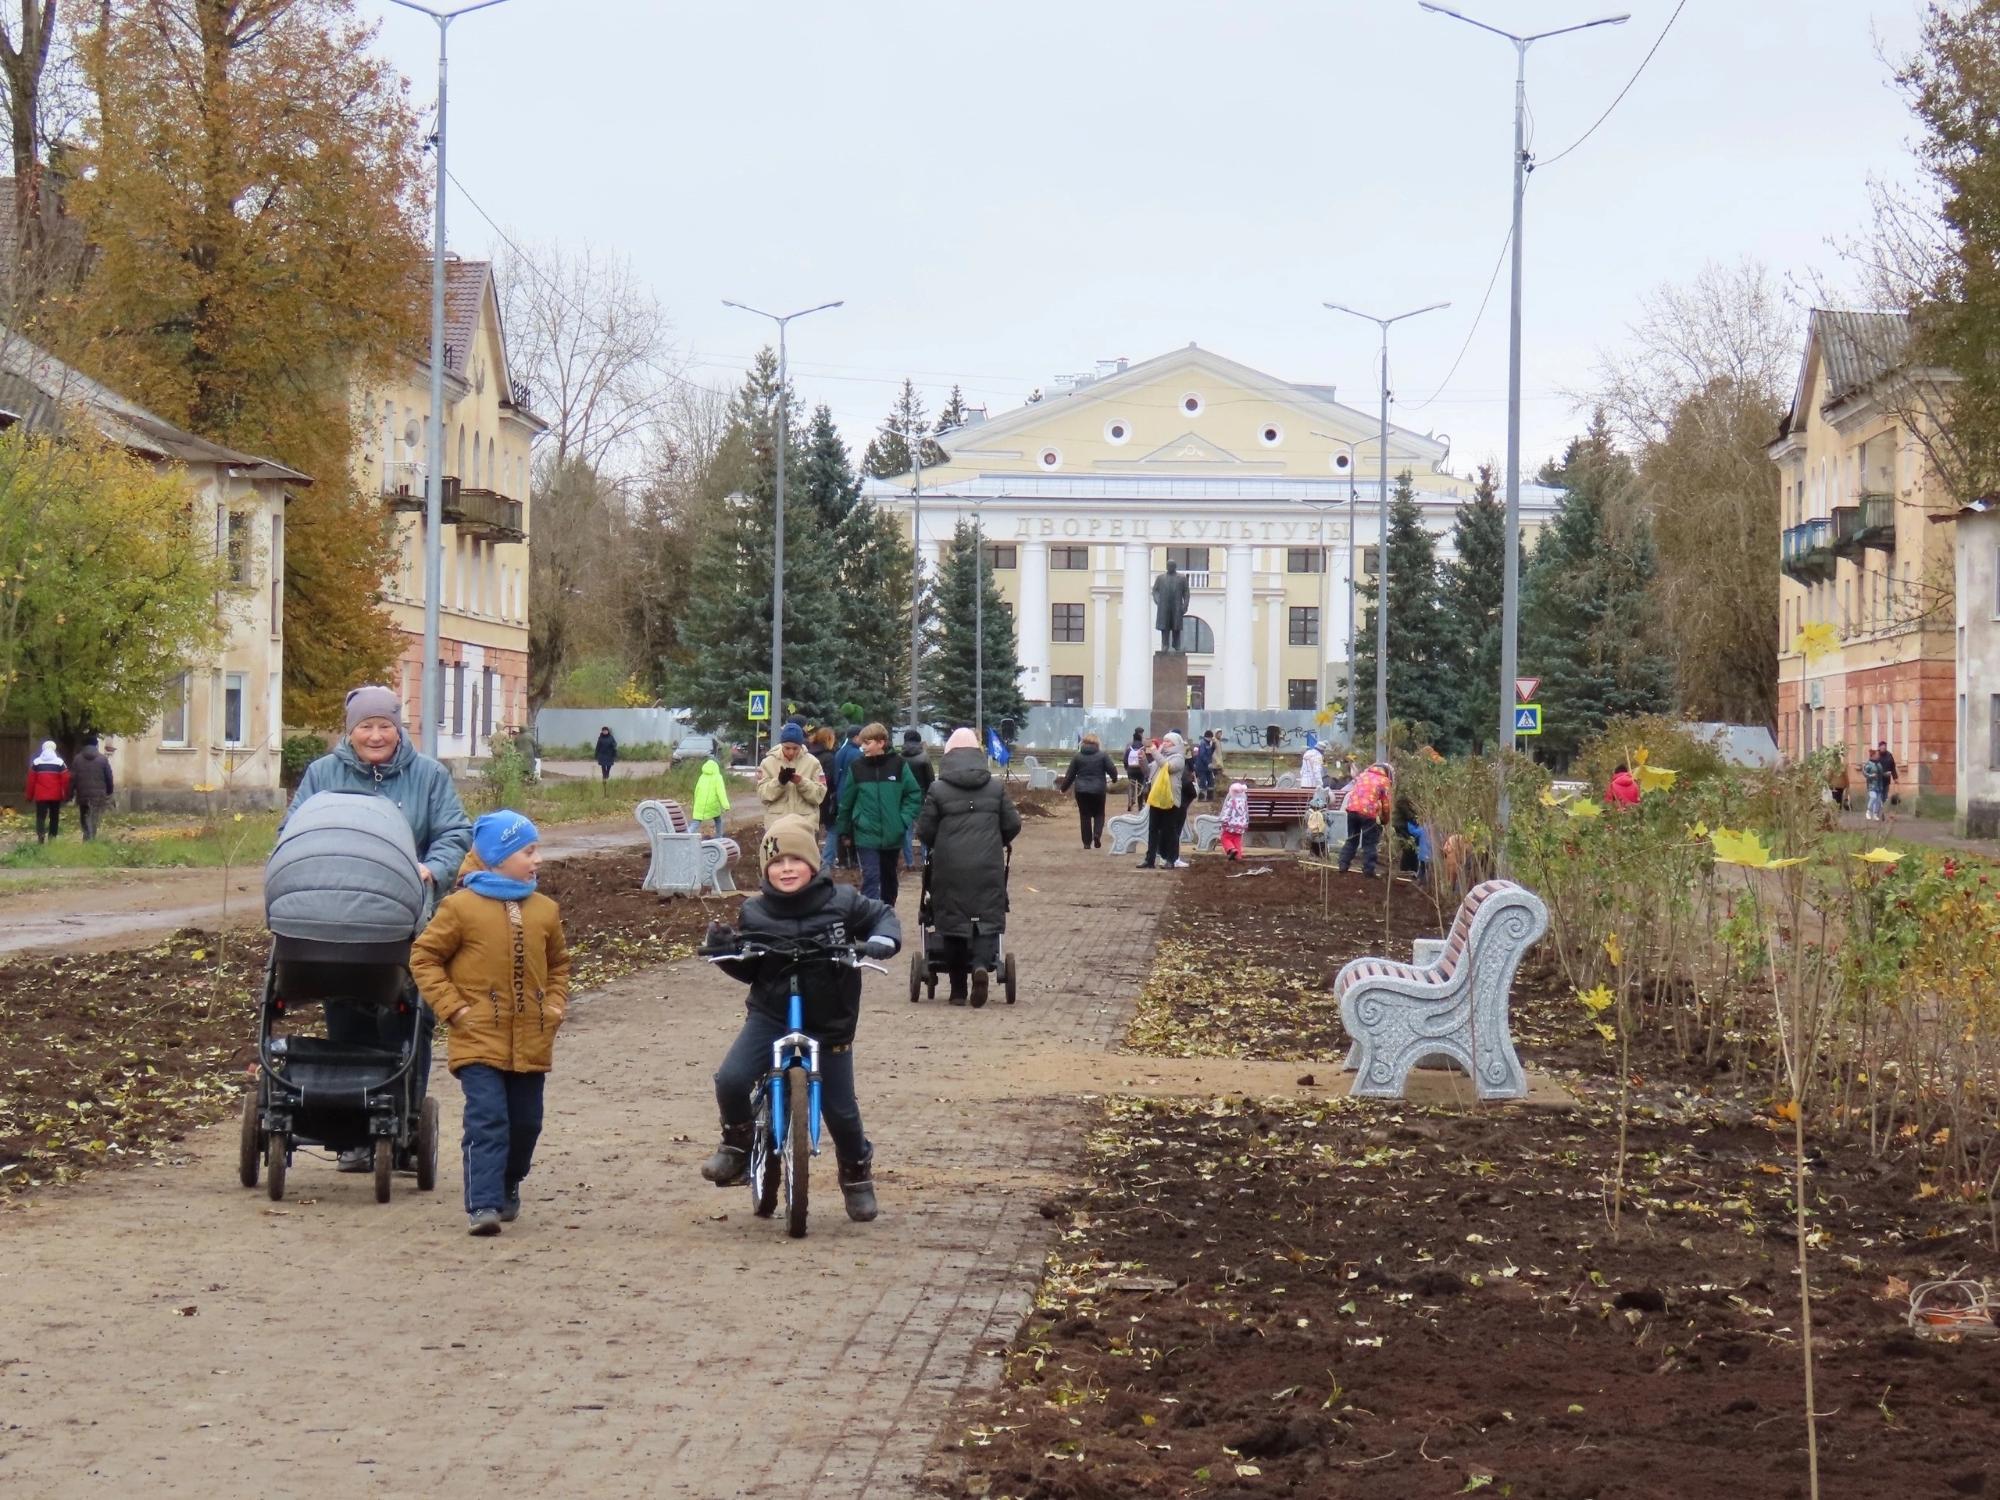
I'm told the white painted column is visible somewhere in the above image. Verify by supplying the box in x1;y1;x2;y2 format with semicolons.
1090;587;1110;709
1265;587;1283;711
1118;541;1151;711
1018;538;1049;701
1223;542;1255;710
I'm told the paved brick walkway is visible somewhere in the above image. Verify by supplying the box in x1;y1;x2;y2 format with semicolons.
0;811;1165;1499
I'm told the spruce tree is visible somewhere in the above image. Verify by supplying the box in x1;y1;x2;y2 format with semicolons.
922;519;1026;736
1352;472;1457;747
668;352;846;729
862;379;949;477
1437;464;1511;754
1519;420;1674;762
935;384;971;435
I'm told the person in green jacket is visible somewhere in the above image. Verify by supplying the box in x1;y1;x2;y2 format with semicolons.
837;721;922;905
690;756;730;837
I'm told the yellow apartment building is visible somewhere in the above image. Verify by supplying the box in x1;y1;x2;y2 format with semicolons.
1771;310;1956;803
351;258;544;760
863;344;1559;736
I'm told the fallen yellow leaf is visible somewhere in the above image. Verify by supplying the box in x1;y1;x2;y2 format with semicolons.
1603;933;1623;968
1850;846;1904;865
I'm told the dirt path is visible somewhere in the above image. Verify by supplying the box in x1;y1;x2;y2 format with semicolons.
0;816;1168;1499
0;809;702;962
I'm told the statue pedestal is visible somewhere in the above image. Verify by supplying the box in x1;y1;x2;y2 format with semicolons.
1151;652;1190;740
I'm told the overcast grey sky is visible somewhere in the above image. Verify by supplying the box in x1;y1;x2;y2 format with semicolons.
372;0;1926;477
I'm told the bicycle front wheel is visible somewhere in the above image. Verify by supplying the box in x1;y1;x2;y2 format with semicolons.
784;1067;811;1239
751;1088;779;1218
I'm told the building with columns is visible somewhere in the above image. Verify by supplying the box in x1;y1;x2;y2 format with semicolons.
864;344;1560;732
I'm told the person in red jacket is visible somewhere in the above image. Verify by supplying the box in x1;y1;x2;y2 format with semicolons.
25;741;72;843
1604;764;1641;808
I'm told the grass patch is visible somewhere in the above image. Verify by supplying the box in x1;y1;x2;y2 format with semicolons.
0;813;282;871
471;766;704;823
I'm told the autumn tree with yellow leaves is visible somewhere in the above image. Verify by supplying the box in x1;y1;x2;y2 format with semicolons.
58;0;428;726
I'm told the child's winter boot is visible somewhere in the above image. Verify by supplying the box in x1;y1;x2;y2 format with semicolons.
839;1152;879;1222
701;1122;754;1185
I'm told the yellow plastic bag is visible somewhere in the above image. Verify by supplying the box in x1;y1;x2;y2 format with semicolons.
1146;763;1175;810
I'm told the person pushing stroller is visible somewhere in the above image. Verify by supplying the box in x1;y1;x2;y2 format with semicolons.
913;727;1020;1006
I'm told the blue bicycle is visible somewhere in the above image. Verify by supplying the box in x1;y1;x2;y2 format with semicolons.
703;937;887;1238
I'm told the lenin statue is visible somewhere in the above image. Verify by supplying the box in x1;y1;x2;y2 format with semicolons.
1153;561;1192;653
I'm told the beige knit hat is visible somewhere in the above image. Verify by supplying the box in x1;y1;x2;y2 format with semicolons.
759;813;822;874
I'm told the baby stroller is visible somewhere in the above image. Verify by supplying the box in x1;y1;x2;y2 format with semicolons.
908;844;1018;1007
237;791;440;1204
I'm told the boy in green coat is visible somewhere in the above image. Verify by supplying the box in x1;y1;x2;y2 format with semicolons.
837;722;922;905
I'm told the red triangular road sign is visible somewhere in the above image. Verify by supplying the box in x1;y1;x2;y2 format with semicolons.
1514;676;1540;702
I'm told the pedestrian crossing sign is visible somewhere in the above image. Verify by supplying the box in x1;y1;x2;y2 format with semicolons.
747;690;770;722
1514;703;1542;736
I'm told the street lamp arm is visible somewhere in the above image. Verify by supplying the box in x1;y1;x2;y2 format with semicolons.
385;0;516;18
1523;14;1629;42
1416;2;1521;42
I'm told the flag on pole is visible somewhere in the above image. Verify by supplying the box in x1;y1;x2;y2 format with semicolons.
986;727;1010;765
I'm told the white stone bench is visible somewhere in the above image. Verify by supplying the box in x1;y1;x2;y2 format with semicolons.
1335;878;1546;1101
636;798;740;896
1023;754;1057;791
1105;810;1149;855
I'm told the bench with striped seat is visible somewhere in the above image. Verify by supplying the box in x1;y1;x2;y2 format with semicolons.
1334;878;1546;1100
1193;786;1343;852
636;798;740;897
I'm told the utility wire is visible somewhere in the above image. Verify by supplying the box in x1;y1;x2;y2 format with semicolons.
1537;0;1687;170
1405;220;1514;412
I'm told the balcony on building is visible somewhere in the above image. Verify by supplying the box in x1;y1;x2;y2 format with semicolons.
1831;503;1862;558
1856;490;1896;552
1782;516;1835;581
380;462;524;543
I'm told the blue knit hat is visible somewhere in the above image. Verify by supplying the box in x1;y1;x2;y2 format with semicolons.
473;809;540;867
779;722;806;746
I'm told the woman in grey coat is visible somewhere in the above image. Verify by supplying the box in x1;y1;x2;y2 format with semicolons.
912;727;1022;1007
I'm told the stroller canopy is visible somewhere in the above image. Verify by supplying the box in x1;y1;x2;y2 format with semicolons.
265;791;427;960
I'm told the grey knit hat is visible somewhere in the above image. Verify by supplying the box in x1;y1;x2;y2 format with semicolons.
344;685;403;735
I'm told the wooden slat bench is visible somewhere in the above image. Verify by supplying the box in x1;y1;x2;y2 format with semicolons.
1192;786;1341;852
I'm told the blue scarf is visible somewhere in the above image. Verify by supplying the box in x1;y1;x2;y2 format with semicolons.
465;870;537;901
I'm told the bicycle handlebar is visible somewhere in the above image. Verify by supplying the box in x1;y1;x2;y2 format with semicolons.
701;937;889;976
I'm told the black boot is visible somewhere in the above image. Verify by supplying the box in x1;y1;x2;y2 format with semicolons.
948;972;968;1006
839;1152;878;1222
701;1121;754;1185
970;968;990;1009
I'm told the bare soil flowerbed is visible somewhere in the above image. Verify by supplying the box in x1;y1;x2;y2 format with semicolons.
934;858;2000;1500
0;848;725;1196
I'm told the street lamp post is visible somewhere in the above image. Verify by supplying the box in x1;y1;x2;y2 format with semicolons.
387;0;518;758
973;492;985;739
720;298;843;729
1419;0;1628;850
1323;300;1450;764
909;413;926;738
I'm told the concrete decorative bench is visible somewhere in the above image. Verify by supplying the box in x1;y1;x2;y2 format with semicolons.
1275;772;1299;789
1335;878;1546;1100
1105;810;1149;855
636;798;740;897
1023;754;1057;791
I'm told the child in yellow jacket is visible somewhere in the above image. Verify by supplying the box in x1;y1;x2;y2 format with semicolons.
411;809;570;1236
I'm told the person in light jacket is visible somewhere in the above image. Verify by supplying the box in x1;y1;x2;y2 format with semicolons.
756;722;827;824
1137;732;1188;870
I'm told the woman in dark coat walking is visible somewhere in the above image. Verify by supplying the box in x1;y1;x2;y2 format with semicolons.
912;727;1022;1007
1057;731;1120;850
593;726;619;781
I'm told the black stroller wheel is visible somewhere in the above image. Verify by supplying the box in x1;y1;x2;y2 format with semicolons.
909;951;927;1003
265;1133;287;1202
238;1086;261;1189
415;1096;440;1192
373;1139;394;1204
1004;952;1018;1005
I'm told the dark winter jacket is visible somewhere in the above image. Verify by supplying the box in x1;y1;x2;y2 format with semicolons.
285;735;472;893
811;746;840;828
832;737;863;802
913;746;1021;937
1059;747;1120;798
900;741;935;796
712;872;901;1048
838;749;922;849
594;731;618;769
70;746;114;804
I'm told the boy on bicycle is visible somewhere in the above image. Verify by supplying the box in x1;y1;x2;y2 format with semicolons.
699;814;900;1222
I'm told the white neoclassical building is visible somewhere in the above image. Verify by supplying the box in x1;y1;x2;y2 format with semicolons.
865;344;1560;735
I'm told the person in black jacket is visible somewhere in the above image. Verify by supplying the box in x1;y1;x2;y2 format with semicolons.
699;815;901;1221
1057;731;1120;850
899;728;933;870
913;727;1021;1006
593;726;618;782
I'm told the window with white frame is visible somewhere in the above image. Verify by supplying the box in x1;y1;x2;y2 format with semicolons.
160;672;190;747
223;672;247;747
